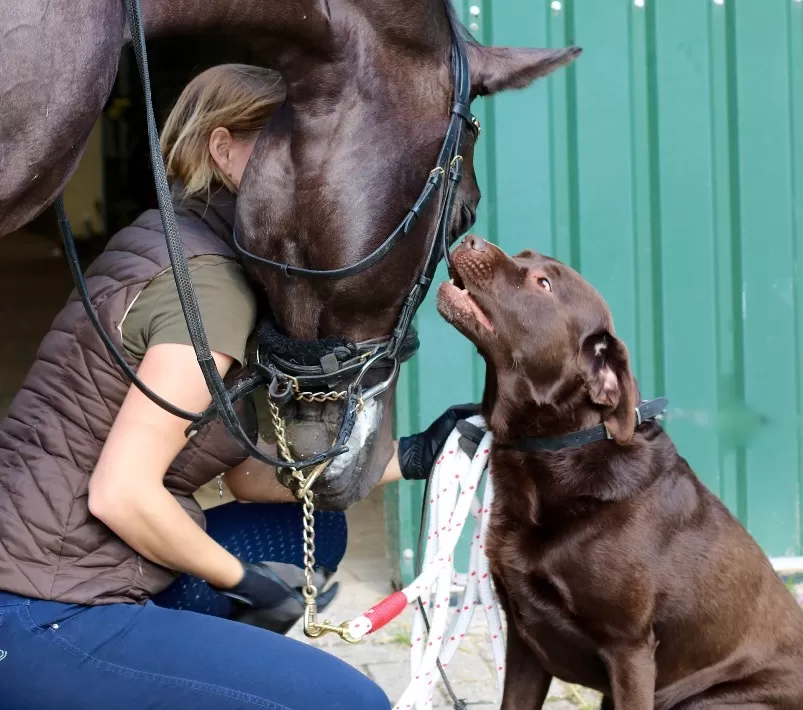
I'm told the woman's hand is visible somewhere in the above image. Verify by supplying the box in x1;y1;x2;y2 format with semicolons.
214;561;338;623
396;404;486;481
87;343;246;589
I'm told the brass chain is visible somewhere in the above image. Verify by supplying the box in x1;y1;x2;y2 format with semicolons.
267;384;360;643
293;390;348;404
289;377;351;404
268;399;318;599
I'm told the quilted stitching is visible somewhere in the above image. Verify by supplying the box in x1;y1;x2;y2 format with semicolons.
0;204;252;604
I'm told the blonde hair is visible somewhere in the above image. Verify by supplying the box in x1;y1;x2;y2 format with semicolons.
160;64;285;199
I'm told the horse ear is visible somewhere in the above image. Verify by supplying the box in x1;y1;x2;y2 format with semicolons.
578;330;638;446
467;45;581;98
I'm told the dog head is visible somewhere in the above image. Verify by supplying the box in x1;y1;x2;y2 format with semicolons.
437;235;638;444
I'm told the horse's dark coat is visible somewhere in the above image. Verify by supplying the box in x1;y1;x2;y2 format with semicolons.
0;0;578;508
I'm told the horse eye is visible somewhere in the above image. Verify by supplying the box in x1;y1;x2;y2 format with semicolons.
537;277;552;293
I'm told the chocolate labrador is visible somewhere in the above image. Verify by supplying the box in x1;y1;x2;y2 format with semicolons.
436;235;803;709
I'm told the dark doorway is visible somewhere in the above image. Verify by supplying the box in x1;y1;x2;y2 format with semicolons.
103;35;260;236
1;36;264;416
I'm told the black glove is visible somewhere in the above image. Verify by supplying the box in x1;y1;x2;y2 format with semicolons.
212;561;338;625
397;403;486;480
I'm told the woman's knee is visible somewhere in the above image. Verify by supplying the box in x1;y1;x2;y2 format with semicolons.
324;661;391;710
202;502;348;571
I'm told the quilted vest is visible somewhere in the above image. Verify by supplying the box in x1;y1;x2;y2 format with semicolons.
0;191;257;604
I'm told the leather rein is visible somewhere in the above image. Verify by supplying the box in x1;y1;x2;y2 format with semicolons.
53;0;479;474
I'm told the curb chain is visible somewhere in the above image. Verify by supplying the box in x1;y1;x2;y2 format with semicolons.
268;382;360;643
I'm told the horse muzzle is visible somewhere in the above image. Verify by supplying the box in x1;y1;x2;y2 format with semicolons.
282;392;393;511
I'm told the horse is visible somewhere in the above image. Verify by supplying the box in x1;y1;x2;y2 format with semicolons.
0;0;580;511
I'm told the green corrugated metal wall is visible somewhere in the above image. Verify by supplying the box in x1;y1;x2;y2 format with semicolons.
385;0;803;587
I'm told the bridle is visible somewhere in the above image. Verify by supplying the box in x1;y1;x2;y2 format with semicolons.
55;0;479;481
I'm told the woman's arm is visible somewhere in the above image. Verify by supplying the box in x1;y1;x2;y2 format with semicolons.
225;403;486;502
87;343;244;589
223;440;296;504
224;441;404;503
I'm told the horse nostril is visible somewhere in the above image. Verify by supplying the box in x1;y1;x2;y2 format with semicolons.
465;235;487;252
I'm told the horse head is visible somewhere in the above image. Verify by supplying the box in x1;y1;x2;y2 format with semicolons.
0;0;577;510
236;0;580;510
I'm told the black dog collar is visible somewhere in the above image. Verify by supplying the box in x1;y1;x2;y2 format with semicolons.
505;397;669;454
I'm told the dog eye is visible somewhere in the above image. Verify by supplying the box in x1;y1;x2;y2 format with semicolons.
536;277;552;292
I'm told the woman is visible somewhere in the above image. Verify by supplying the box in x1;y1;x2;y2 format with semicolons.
0;64;480;709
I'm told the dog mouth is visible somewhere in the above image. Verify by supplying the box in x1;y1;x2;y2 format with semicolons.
437;270;495;333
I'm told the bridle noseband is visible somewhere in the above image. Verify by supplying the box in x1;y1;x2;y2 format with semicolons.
54;0;480;476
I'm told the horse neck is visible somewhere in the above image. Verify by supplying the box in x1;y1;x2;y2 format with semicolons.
142;0;453;73
353;0;454;49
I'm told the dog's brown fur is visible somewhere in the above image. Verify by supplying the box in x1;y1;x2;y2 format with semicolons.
437;235;803;709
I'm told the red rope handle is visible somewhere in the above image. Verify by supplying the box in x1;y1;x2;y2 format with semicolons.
363;591;409;634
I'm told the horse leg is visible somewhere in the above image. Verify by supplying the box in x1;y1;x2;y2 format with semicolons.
0;0;124;236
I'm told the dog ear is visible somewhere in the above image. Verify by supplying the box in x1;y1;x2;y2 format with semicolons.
579;331;638;445
466;45;581;99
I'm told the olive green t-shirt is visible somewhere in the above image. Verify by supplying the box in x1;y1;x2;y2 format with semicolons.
121;255;257;365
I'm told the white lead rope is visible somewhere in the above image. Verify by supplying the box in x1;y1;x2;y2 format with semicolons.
344;417;505;709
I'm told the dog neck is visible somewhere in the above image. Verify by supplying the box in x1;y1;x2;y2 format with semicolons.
491;427;668;525
484;375;671;522
483;368;604;444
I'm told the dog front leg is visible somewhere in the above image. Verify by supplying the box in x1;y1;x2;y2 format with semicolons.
599;638;656;710
500;620;553;710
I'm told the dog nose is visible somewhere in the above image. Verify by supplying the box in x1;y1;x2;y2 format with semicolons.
464;234;487;252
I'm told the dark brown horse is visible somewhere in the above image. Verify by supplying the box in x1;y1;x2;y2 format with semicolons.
0;0;579;509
